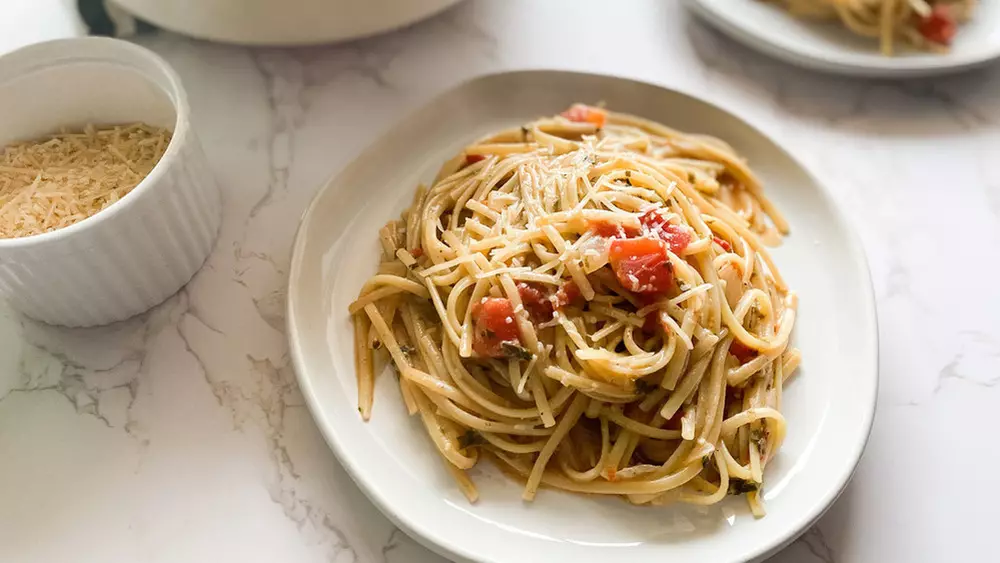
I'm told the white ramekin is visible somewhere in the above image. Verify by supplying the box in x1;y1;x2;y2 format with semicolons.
0;37;221;327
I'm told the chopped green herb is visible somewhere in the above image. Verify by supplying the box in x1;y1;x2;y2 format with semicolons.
728;478;759;495
634;378;656;394
501;342;533;361
751;427;768;454
458;430;484;449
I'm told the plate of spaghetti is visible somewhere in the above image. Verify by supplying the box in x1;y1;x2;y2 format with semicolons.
686;0;1000;76
288;71;877;563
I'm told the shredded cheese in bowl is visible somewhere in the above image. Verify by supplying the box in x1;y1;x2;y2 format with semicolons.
0;123;171;239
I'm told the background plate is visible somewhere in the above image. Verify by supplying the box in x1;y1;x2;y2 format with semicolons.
686;0;1000;77
288;70;878;563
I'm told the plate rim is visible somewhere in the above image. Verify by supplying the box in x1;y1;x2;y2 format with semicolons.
684;0;1000;77
287;69;880;563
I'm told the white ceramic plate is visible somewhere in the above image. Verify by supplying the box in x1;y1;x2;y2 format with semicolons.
686;0;1000;77
288;70;878;563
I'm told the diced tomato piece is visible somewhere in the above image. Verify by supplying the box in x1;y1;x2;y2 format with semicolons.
919;5;957;45
465;153;486;166
560;104;607;128
659;223;691;254
608;238;674;294
471;298;521;357
589;220;619;238
730;340;757;364
712;236;732;252
638;208;668;232
588;219;639;239
638;208;691;254
552;281;581;309
410;247;424;258
517;282;553;323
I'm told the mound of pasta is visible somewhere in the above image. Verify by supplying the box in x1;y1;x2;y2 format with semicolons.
349;104;800;516
768;0;975;56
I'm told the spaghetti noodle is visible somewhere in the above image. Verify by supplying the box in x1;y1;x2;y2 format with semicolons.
349;104;800;516
768;0;976;55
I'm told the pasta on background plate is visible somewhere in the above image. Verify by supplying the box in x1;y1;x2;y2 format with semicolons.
768;0;977;56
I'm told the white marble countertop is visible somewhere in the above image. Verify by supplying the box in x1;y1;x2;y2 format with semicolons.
2;1;998;561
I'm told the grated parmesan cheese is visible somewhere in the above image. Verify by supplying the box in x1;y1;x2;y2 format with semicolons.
0;123;171;239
